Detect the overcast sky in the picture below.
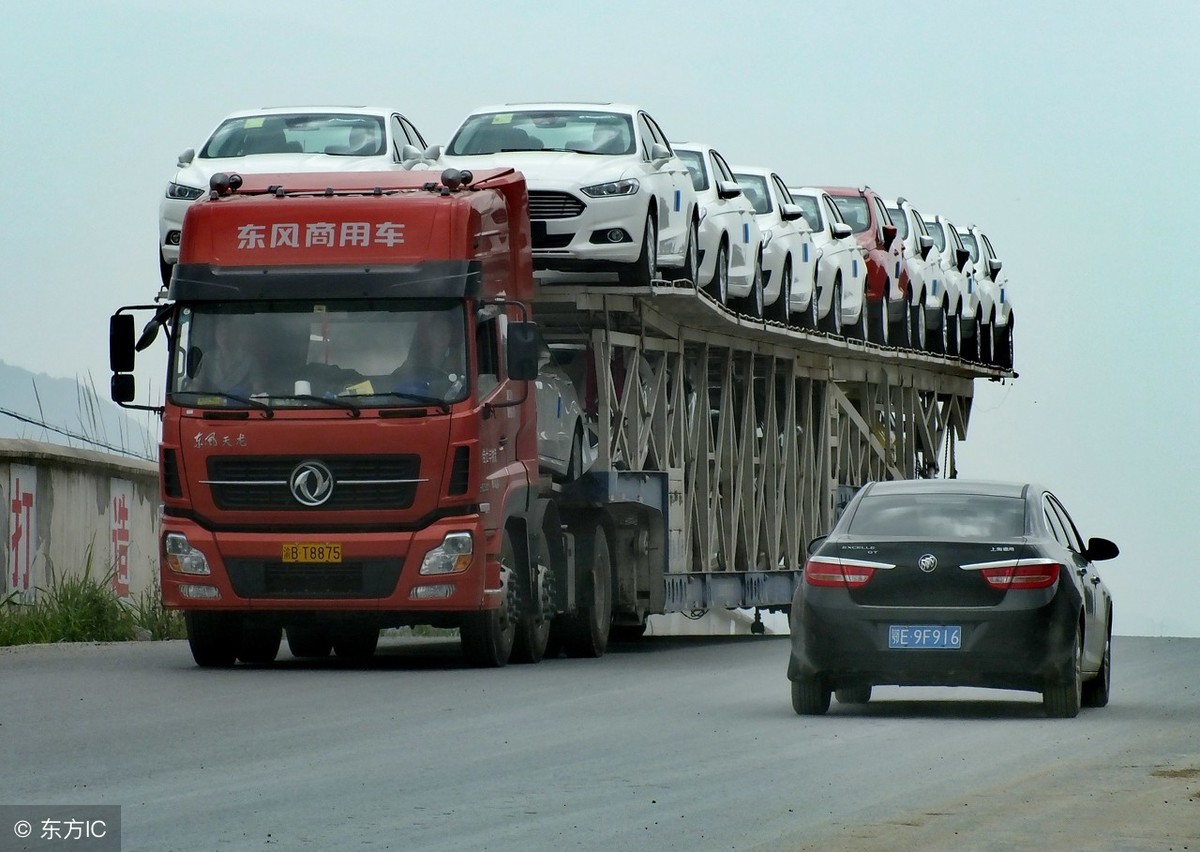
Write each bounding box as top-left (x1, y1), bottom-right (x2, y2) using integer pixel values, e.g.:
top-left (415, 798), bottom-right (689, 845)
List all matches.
top-left (2, 1), bottom-right (1196, 636)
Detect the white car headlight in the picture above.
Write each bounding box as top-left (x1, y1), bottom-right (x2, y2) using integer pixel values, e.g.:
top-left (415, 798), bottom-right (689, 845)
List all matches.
top-left (580, 178), bottom-right (640, 198)
top-left (166, 182), bottom-right (205, 201)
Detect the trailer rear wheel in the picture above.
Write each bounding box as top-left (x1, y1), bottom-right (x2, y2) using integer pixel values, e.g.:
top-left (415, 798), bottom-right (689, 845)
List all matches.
top-left (460, 532), bottom-right (517, 667)
top-left (560, 524), bottom-right (612, 658)
top-left (185, 611), bottom-right (240, 668)
top-left (514, 508), bottom-right (564, 664)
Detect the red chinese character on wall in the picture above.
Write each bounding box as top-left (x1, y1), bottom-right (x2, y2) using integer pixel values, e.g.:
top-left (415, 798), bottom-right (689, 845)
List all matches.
top-left (9, 472), bottom-right (35, 593)
top-left (111, 492), bottom-right (130, 597)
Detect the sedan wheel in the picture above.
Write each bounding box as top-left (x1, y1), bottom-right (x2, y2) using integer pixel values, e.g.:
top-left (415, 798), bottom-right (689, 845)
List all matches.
top-left (705, 241), bottom-right (730, 307)
top-left (744, 254), bottom-right (764, 318)
top-left (770, 260), bottom-right (792, 324)
top-left (622, 215), bottom-right (657, 287)
top-left (1081, 629), bottom-right (1112, 708)
top-left (821, 277), bottom-right (843, 336)
top-left (791, 677), bottom-right (831, 716)
top-left (912, 300), bottom-right (928, 352)
top-left (835, 685), bottom-right (872, 704)
top-left (1043, 624), bottom-right (1083, 718)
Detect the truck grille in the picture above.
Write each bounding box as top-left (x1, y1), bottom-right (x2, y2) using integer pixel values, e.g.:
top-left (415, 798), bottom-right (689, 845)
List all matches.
top-left (226, 558), bottom-right (403, 599)
top-left (207, 455), bottom-right (420, 511)
top-left (529, 191), bottom-right (585, 219)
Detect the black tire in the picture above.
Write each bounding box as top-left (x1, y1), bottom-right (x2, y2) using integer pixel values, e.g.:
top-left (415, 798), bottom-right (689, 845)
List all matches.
top-left (835, 685), bottom-right (872, 704)
top-left (159, 251), bottom-right (173, 288)
top-left (1082, 628), bottom-right (1111, 708)
top-left (820, 276), bottom-right (843, 335)
top-left (868, 299), bottom-right (888, 345)
top-left (332, 625), bottom-right (379, 660)
top-left (926, 303), bottom-right (946, 355)
top-left (185, 611), bottom-right (240, 668)
top-left (460, 531), bottom-right (517, 667)
top-left (562, 424), bottom-right (584, 482)
top-left (912, 298), bottom-right (929, 352)
top-left (236, 621), bottom-right (282, 665)
top-left (743, 254), bottom-right (764, 318)
top-left (560, 524), bottom-right (613, 658)
top-left (1043, 623), bottom-right (1083, 718)
top-left (513, 508), bottom-right (563, 665)
top-left (608, 621), bottom-right (647, 643)
top-left (769, 259), bottom-right (792, 324)
top-left (791, 677), bottom-right (831, 716)
top-left (979, 314), bottom-right (994, 366)
top-left (622, 214), bottom-right (657, 287)
top-left (667, 218), bottom-right (699, 284)
top-left (286, 625), bottom-right (332, 658)
top-left (705, 241), bottom-right (730, 307)
top-left (960, 312), bottom-right (979, 361)
top-left (945, 304), bottom-right (960, 357)
top-left (889, 296), bottom-right (910, 349)
top-left (994, 315), bottom-right (1014, 369)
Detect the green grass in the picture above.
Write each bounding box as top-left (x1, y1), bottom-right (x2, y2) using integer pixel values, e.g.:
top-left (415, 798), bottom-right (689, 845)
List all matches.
top-left (0, 559), bottom-right (185, 646)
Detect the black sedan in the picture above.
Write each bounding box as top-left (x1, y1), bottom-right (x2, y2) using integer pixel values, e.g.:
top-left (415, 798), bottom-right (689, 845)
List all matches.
top-left (788, 479), bottom-right (1119, 718)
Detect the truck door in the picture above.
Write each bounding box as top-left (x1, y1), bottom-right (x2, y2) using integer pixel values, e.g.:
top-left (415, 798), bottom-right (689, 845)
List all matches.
top-left (474, 311), bottom-right (527, 522)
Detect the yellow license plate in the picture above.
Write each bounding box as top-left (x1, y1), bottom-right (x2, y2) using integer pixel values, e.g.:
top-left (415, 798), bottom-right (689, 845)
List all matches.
top-left (281, 543), bottom-right (343, 563)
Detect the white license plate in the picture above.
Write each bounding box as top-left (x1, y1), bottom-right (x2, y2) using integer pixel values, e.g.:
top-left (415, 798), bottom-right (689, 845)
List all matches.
top-left (888, 625), bottom-right (961, 649)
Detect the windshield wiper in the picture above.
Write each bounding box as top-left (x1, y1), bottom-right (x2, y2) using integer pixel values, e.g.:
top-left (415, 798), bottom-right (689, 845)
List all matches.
top-left (274, 394), bottom-right (362, 417)
top-left (172, 389), bottom-right (275, 416)
top-left (370, 391), bottom-right (450, 414)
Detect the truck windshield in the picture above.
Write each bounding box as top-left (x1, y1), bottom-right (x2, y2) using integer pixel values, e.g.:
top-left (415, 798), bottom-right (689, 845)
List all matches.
top-left (169, 300), bottom-right (469, 409)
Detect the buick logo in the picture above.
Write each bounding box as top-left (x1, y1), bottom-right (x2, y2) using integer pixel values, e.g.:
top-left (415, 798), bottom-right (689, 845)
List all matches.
top-left (918, 554), bottom-right (938, 573)
top-left (290, 460), bottom-right (334, 507)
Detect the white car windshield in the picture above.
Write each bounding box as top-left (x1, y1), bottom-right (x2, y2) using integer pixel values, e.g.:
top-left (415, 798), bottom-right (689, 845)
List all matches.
top-left (886, 208), bottom-right (908, 239)
top-left (792, 195), bottom-right (823, 231)
top-left (925, 221), bottom-right (946, 251)
top-left (200, 114), bottom-right (387, 158)
top-left (448, 110), bottom-right (635, 155)
top-left (170, 301), bottom-right (468, 408)
top-left (830, 196), bottom-right (871, 234)
top-left (733, 174), bottom-right (772, 214)
top-left (960, 233), bottom-right (980, 261)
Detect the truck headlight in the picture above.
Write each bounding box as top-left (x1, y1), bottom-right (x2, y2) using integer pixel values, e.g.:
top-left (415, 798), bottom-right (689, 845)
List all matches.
top-left (581, 178), bottom-right (639, 198)
top-left (419, 531), bottom-right (473, 575)
top-left (164, 533), bottom-right (211, 575)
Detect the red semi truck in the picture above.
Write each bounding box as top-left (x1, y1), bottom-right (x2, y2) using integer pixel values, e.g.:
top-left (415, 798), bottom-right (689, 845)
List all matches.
top-left (112, 167), bottom-right (611, 667)
top-left (110, 167), bottom-right (995, 669)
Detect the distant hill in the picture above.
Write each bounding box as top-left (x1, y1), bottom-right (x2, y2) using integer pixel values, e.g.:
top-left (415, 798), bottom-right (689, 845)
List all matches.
top-left (0, 359), bottom-right (157, 460)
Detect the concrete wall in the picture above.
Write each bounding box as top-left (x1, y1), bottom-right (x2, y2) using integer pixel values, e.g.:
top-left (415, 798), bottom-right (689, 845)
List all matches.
top-left (1, 439), bottom-right (159, 603)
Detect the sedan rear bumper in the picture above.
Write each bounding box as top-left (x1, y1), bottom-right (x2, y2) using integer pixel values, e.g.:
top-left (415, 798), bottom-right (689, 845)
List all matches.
top-left (788, 589), bottom-right (1079, 693)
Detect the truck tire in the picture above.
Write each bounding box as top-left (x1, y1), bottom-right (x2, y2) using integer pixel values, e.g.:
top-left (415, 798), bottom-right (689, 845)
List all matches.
top-left (286, 625), bottom-right (332, 659)
top-left (513, 509), bottom-right (564, 664)
top-left (460, 531), bottom-right (517, 667)
top-left (236, 621), bottom-right (282, 665)
top-left (185, 611), bottom-right (240, 668)
top-left (559, 524), bottom-right (612, 658)
top-left (332, 625), bottom-right (379, 660)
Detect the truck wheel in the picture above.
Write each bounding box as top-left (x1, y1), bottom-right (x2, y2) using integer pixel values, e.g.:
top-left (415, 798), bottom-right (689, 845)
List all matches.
top-left (791, 677), bottom-right (831, 716)
top-left (513, 509), bottom-right (563, 664)
top-left (460, 532), bottom-right (517, 667)
top-left (560, 524), bottom-right (613, 658)
top-left (185, 611), bottom-right (240, 668)
top-left (236, 621), bottom-right (282, 665)
top-left (332, 626), bottom-right (379, 660)
top-left (286, 625), bottom-right (332, 658)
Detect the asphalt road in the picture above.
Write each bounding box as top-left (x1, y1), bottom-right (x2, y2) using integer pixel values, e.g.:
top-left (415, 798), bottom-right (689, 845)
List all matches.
top-left (1, 635), bottom-right (1196, 851)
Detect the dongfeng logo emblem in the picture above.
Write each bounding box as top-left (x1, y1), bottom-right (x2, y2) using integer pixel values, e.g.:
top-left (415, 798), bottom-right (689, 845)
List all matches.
top-left (290, 460), bottom-right (334, 507)
top-left (918, 554), bottom-right (938, 573)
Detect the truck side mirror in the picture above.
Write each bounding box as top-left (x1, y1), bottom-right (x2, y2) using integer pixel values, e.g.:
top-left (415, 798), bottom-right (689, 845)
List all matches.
top-left (111, 373), bottom-right (136, 404)
top-left (507, 322), bottom-right (539, 381)
top-left (110, 314), bottom-right (136, 373)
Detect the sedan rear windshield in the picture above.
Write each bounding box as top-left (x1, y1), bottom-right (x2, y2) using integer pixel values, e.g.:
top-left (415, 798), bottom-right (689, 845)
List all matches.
top-left (846, 494), bottom-right (1027, 538)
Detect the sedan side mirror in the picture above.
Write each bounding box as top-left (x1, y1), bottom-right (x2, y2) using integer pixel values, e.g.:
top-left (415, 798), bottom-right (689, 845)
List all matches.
top-left (918, 233), bottom-right (934, 260)
top-left (988, 257), bottom-right (1004, 277)
top-left (779, 203), bottom-right (805, 222)
top-left (649, 143), bottom-right (671, 169)
top-left (716, 180), bottom-right (742, 200)
top-left (177, 148), bottom-right (195, 167)
top-left (955, 247), bottom-right (971, 271)
top-left (1085, 537), bottom-right (1120, 562)
top-left (831, 222), bottom-right (853, 240)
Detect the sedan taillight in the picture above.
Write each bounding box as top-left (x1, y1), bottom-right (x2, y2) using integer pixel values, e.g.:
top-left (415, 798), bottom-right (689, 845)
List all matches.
top-left (804, 557), bottom-right (882, 588)
top-left (981, 561), bottom-right (1061, 590)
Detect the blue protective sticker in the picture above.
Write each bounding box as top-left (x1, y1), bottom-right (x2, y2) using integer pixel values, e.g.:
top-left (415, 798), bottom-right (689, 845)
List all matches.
top-left (674, 189), bottom-right (681, 212)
